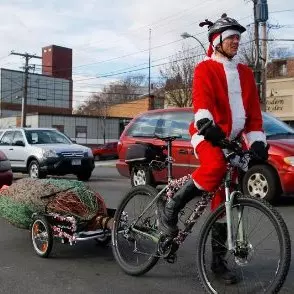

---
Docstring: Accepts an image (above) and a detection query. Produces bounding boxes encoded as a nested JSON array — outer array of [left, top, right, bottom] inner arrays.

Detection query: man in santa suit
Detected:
[[158, 13, 268, 284]]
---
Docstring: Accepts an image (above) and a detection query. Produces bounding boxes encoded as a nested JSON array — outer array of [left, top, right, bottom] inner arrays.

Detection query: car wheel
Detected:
[[94, 155, 101, 161], [130, 165, 155, 187], [242, 164, 281, 203], [77, 170, 92, 181], [29, 160, 46, 179]]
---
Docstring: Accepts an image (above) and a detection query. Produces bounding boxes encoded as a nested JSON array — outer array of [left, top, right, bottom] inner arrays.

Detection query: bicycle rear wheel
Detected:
[[112, 185, 160, 276], [197, 195, 291, 293]]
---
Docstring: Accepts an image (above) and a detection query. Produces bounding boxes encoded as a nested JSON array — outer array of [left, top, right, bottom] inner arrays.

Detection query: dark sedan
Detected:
[[0, 150, 13, 188]]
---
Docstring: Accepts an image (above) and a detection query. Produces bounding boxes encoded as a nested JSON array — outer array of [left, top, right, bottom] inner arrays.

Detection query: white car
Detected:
[[0, 128, 94, 181]]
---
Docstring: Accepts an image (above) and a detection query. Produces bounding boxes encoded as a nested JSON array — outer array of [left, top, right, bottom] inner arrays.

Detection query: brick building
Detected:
[[0, 45, 73, 118]]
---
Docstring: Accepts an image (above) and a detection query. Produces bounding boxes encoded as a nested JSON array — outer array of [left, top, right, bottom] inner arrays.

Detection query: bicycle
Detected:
[[111, 129, 291, 293]]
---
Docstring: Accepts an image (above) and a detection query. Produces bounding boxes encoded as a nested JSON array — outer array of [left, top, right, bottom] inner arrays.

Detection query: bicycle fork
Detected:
[[225, 187, 245, 252]]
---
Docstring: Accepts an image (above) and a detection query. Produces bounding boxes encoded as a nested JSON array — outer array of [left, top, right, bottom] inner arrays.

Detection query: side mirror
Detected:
[[72, 140, 76, 143], [14, 140, 25, 147]]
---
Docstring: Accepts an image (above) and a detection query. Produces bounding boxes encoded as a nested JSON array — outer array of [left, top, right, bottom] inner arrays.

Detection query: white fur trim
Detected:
[[213, 30, 241, 47], [194, 109, 214, 127], [222, 62, 246, 139], [211, 53, 238, 65], [190, 133, 205, 149], [246, 131, 267, 146]]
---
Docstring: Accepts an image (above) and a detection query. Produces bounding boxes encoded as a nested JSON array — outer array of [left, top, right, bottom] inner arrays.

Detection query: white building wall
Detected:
[[0, 117, 17, 129], [0, 114, 122, 145], [64, 116, 75, 138], [37, 114, 121, 145], [26, 115, 39, 127], [0, 115, 39, 129]]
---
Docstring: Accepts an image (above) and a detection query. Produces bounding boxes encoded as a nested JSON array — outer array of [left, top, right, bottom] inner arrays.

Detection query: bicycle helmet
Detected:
[[200, 13, 246, 43], [200, 13, 246, 58]]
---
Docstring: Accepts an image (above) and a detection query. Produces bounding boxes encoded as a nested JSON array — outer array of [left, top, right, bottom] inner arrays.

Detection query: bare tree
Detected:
[[74, 75, 147, 115], [238, 24, 256, 69], [159, 45, 203, 107], [74, 94, 102, 115]]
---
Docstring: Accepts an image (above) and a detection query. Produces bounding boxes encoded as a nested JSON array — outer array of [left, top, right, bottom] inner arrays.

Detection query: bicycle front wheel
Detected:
[[112, 185, 160, 276], [197, 196, 291, 293]]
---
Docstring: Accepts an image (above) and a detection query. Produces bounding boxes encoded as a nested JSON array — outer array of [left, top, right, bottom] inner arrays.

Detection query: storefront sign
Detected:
[[266, 95, 292, 113]]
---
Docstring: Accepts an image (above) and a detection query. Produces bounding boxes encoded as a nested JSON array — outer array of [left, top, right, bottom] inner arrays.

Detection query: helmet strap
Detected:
[[215, 36, 234, 60]]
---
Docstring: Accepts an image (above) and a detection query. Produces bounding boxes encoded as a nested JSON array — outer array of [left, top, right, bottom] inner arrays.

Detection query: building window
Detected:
[[52, 125, 64, 133], [76, 126, 87, 138], [278, 63, 287, 76]]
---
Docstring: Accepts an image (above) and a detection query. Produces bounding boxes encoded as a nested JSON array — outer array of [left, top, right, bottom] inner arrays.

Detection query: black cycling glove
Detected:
[[250, 141, 269, 161], [196, 118, 226, 146]]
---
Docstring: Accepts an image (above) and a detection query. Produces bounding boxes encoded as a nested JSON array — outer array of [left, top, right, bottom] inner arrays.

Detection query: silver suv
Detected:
[[0, 128, 95, 181]]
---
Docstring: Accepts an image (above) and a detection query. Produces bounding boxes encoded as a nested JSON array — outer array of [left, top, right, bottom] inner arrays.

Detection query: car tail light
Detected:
[[117, 141, 123, 154]]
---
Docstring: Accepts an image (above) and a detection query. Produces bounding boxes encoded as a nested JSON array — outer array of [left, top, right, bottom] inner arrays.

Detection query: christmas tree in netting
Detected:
[[0, 178, 108, 230]]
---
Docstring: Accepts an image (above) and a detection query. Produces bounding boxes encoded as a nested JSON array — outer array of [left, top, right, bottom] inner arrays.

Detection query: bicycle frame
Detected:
[[129, 136, 248, 255], [130, 167, 244, 251], [131, 185, 168, 242], [113, 138, 291, 293]]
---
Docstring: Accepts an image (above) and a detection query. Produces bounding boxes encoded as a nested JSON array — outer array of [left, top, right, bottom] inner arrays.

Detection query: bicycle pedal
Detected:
[[164, 252, 177, 264]]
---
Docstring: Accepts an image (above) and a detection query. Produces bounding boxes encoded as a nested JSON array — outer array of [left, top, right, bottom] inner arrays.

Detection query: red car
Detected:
[[92, 142, 118, 161], [0, 150, 13, 188], [116, 107, 294, 203]]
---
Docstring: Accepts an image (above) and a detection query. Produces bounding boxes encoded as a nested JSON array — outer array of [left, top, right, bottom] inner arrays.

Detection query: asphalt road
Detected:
[[0, 163, 293, 294]]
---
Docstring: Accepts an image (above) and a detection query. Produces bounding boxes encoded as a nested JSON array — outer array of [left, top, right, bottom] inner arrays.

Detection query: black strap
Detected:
[[214, 35, 234, 60]]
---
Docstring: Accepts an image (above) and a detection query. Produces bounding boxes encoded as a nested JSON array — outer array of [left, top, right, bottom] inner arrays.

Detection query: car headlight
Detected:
[[43, 149, 58, 158], [87, 149, 93, 158], [284, 157, 294, 166]]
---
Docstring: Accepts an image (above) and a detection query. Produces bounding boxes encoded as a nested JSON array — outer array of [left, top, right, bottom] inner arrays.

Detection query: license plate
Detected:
[[72, 159, 81, 165]]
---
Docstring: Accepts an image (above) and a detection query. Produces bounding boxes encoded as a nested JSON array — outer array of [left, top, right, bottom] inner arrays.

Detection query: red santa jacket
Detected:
[[190, 54, 266, 150]]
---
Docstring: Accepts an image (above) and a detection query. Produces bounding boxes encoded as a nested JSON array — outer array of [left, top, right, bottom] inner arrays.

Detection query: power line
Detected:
[[2, 14, 255, 81], [4, 40, 254, 94], [61, 2, 251, 69], [270, 8, 294, 14], [3, 39, 254, 95], [1, 8, 291, 78], [9, 51, 42, 127], [71, 0, 220, 53]]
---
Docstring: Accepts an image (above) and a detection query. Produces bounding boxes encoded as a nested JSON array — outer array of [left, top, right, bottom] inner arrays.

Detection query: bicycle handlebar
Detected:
[[197, 120, 264, 161]]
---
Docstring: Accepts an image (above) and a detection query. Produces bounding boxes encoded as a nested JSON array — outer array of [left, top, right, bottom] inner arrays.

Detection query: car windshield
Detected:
[[25, 129, 72, 144], [126, 110, 194, 141], [262, 112, 294, 138]]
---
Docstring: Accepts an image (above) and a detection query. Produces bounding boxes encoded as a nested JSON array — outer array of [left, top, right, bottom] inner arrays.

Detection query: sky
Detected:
[[0, 0, 293, 108]]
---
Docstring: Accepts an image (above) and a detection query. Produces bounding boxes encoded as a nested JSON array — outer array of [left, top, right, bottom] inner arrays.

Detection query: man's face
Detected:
[[217, 34, 240, 58]]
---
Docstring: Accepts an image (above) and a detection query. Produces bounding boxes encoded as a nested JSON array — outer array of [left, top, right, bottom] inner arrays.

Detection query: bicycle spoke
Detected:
[[112, 186, 160, 275], [197, 198, 290, 293]]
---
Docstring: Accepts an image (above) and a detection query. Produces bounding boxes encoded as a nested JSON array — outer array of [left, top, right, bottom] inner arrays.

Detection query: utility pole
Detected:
[[261, 22, 267, 111], [148, 28, 151, 98], [10, 51, 42, 127], [253, 0, 262, 105], [254, 0, 269, 111]]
